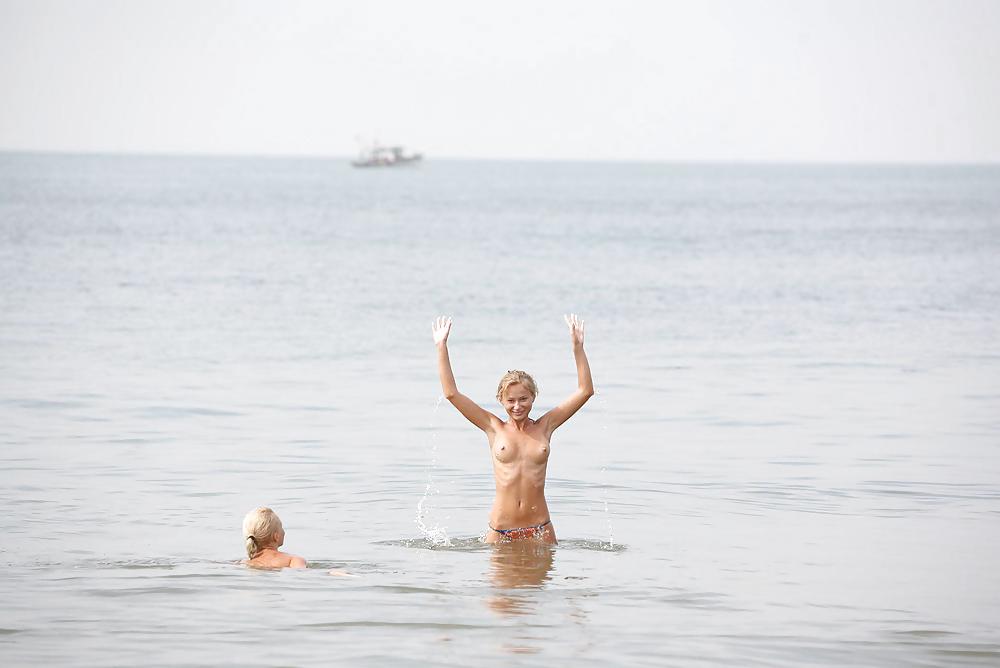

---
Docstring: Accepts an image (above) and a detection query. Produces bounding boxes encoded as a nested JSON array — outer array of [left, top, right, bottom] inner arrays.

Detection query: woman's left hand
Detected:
[[564, 313, 585, 347]]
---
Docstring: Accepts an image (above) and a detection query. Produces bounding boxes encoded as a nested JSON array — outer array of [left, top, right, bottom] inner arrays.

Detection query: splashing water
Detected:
[[415, 397, 452, 546], [600, 466, 615, 549], [415, 494, 451, 546]]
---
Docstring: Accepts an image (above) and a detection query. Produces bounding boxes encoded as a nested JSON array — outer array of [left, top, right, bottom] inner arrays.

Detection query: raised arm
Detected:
[[433, 316, 496, 433], [540, 314, 595, 435]]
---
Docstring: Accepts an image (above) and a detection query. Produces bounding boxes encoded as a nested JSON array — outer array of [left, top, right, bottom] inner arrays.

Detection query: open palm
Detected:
[[432, 316, 453, 345], [565, 313, 585, 346]]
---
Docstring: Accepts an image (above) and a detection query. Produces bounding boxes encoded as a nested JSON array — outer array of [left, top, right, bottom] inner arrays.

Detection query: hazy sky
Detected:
[[2, 0, 998, 161]]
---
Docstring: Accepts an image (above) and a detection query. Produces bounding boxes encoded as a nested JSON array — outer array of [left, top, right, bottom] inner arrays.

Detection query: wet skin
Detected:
[[432, 315, 593, 544], [485, 384, 557, 543], [244, 528, 307, 569]]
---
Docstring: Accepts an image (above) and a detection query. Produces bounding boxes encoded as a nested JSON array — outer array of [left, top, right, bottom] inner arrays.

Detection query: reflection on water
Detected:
[[486, 541, 557, 655], [486, 541, 555, 617]]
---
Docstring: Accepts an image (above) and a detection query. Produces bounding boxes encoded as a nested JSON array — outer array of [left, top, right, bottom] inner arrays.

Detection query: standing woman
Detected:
[[432, 314, 594, 544]]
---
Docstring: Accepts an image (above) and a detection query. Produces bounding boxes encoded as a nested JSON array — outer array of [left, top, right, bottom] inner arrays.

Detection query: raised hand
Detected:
[[564, 313, 585, 347], [432, 316, 453, 346]]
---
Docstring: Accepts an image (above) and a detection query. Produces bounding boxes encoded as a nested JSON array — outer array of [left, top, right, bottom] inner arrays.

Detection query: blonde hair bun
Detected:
[[242, 507, 283, 559]]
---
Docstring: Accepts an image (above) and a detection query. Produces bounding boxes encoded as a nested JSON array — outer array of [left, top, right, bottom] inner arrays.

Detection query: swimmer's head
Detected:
[[242, 507, 285, 559], [497, 370, 538, 421]]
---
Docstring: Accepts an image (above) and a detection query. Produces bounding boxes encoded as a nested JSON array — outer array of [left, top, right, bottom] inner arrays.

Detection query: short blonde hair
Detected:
[[242, 507, 283, 559], [496, 370, 538, 402]]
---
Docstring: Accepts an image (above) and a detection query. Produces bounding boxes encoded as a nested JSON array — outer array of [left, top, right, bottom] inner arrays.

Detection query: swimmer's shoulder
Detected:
[[244, 552, 307, 569]]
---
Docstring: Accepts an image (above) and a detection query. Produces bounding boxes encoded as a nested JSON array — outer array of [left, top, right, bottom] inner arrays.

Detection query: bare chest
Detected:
[[491, 427, 550, 465]]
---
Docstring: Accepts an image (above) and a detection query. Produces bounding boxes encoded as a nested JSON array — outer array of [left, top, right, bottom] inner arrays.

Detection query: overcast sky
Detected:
[[1, 0, 998, 162]]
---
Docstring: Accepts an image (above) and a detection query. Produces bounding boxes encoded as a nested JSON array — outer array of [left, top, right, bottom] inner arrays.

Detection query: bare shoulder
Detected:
[[288, 555, 307, 569], [534, 411, 558, 437], [478, 412, 504, 439]]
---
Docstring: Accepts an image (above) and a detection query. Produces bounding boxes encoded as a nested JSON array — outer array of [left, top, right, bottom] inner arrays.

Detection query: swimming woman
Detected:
[[432, 314, 594, 544], [242, 507, 307, 569]]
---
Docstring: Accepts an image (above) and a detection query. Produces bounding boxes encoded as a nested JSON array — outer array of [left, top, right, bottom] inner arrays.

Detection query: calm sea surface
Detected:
[[1, 153, 999, 666]]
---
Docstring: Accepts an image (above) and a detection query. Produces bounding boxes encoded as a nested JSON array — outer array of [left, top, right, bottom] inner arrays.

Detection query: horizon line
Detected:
[[1, 147, 998, 168]]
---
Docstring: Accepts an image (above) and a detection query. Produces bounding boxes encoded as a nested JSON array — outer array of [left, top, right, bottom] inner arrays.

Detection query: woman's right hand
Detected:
[[432, 316, 453, 346]]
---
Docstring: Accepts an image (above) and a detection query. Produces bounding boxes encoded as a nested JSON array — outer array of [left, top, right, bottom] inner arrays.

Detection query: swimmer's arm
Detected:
[[540, 314, 595, 434], [434, 316, 496, 433], [289, 556, 307, 568]]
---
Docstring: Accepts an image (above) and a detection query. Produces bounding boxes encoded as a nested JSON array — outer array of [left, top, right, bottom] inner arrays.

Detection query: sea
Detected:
[[1, 153, 999, 666]]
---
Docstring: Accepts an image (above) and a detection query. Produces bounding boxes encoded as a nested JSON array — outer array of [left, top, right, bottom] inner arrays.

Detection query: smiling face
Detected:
[[501, 382, 535, 422]]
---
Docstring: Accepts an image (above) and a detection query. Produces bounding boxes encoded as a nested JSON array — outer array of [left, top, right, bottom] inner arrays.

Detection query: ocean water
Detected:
[[1, 153, 999, 666]]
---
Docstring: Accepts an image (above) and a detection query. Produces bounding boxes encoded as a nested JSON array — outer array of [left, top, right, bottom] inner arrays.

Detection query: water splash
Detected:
[[415, 396, 451, 546], [600, 466, 615, 549], [415, 491, 451, 546]]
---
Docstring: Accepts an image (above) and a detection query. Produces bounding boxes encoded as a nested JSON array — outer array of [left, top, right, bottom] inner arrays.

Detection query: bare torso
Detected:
[[432, 314, 593, 546], [484, 417, 557, 544], [245, 548, 306, 569]]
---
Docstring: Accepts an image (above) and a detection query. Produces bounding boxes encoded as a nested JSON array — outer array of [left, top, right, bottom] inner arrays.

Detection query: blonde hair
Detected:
[[242, 507, 283, 559], [496, 370, 538, 402]]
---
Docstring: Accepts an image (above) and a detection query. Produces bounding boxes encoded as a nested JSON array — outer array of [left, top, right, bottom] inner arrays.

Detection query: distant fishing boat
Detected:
[[351, 144, 423, 168]]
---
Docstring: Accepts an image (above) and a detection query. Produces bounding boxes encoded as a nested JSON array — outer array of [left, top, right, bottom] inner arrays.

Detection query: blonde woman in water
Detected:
[[242, 507, 307, 569], [432, 314, 594, 544]]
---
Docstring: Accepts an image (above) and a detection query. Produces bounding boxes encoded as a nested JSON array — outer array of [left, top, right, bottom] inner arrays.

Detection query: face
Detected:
[[501, 383, 534, 422]]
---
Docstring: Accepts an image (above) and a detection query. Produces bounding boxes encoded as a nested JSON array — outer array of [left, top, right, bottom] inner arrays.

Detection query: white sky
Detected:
[[1, 0, 999, 162]]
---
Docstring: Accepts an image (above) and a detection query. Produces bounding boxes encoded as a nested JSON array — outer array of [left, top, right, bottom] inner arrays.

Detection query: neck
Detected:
[[510, 416, 532, 431]]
